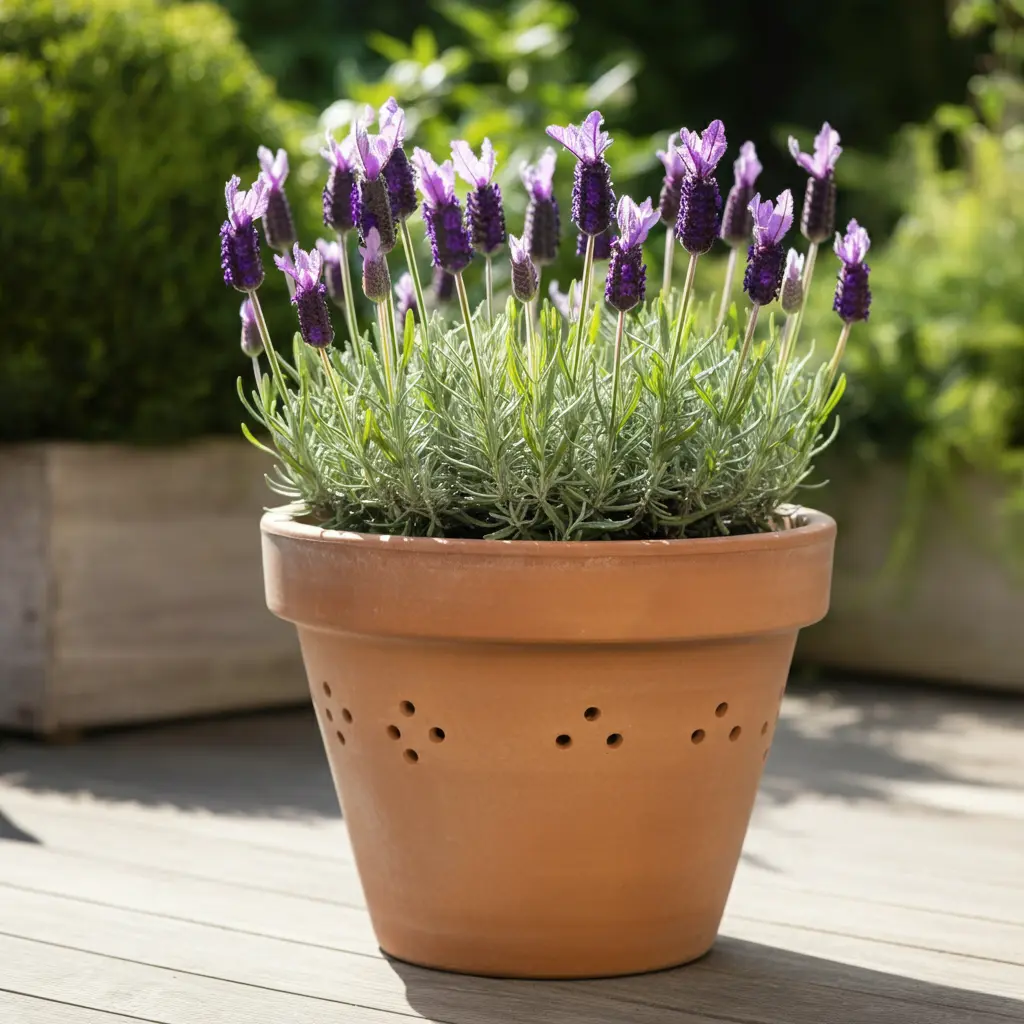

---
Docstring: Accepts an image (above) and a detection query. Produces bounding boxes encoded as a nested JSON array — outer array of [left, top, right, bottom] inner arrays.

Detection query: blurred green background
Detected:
[[0, 0, 1021, 526]]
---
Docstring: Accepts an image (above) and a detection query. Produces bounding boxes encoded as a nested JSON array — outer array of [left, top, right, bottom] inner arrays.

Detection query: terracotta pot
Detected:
[[261, 508, 836, 978]]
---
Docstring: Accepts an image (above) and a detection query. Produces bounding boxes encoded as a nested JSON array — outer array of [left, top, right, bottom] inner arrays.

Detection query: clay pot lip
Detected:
[[261, 504, 835, 558]]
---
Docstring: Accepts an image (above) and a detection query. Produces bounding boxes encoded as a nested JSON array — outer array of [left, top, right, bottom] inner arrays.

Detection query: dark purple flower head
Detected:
[[414, 147, 473, 274], [509, 233, 539, 303], [453, 139, 506, 254], [315, 238, 346, 310], [605, 196, 658, 312], [720, 141, 762, 246], [676, 177, 722, 256], [780, 248, 805, 314], [377, 98, 417, 222], [547, 111, 615, 236], [788, 122, 842, 180], [678, 119, 727, 180], [321, 131, 360, 234], [257, 146, 297, 251], [359, 227, 391, 302], [522, 148, 560, 265], [394, 271, 418, 325], [275, 244, 334, 348], [521, 148, 557, 200], [220, 175, 269, 292], [833, 219, 872, 322], [577, 226, 615, 260], [742, 190, 794, 305], [239, 298, 262, 357], [657, 133, 685, 225]]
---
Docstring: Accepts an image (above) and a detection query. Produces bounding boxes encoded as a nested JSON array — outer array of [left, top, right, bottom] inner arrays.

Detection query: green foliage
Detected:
[[239, 283, 843, 540], [0, 0, 312, 442]]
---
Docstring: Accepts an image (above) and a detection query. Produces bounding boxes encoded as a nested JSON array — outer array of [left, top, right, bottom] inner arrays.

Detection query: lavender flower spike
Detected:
[[353, 121, 399, 252], [452, 138, 507, 254], [275, 244, 334, 348], [606, 196, 659, 312], [780, 248, 805, 314], [315, 238, 346, 310], [509, 233, 539, 303], [257, 146, 297, 252], [789, 122, 841, 243], [656, 134, 686, 226], [394, 271, 418, 325], [833, 219, 872, 322], [220, 175, 269, 292], [743, 190, 794, 306], [359, 227, 391, 302], [675, 119, 727, 256], [721, 141, 762, 246], [413, 147, 473, 274], [546, 111, 615, 236], [378, 97, 417, 222], [239, 298, 263, 357], [321, 131, 360, 234], [522, 147, 560, 265]]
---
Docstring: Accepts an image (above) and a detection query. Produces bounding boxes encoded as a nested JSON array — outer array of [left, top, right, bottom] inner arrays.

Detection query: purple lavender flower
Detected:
[[546, 111, 615, 237], [522, 148, 560, 265], [378, 98, 418, 223], [275, 244, 334, 348], [656, 135, 686, 226], [452, 138, 507, 255], [789, 122, 842, 243], [742, 190, 794, 305], [359, 227, 391, 303], [675, 119, 727, 256], [413, 147, 473, 274], [220, 175, 269, 292], [833, 219, 871, 322], [721, 141, 762, 246], [605, 196, 660, 313], [433, 266, 455, 303], [780, 248, 805, 314], [354, 122, 400, 253], [577, 226, 615, 260], [509, 234, 539, 303], [321, 131, 360, 235], [257, 146, 297, 252], [394, 271, 418, 325], [315, 238, 346, 310], [239, 298, 262, 357]]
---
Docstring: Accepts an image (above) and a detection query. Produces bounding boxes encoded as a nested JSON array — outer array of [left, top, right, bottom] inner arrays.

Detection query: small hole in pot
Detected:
[[400, 701, 416, 717], [429, 727, 445, 743], [325, 708, 334, 722], [606, 733, 623, 748], [342, 708, 353, 724], [584, 707, 601, 721], [404, 749, 419, 763], [322, 682, 331, 697], [729, 726, 742, 742], [336, 730, 346, 746], [387, 725, 401, 740], [761, 721, 768, 736], [691, 729, 705, 745], [555, 734, 572, 749], [715, 702, 729, 718]]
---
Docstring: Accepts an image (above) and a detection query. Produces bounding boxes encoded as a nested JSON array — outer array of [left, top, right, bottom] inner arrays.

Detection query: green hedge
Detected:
[[0, 0, 311, 442]]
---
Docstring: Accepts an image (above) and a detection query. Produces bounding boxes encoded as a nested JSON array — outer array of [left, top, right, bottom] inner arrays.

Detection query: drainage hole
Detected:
[[400, 701, 416, 717], [336, 730, 346, 746], [403, 749, 419, 763], [429, 727, 445, 743], [761, 721, 768, 736], [729, 726, 742, 742], [325, 708, 334, 722], [341, 708, 353, 723], [584, 707, 601, 721], [322, 682, 332, 697], [691, 729, 705, 745], [555, 734, 572, 749], [387, 725, 401, 740], [606, 733, 623, 748], [715, 702, 729, 718]]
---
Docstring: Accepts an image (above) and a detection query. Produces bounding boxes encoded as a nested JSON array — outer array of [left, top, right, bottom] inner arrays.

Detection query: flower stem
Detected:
[[826, 320, 853, 386], [385, 287, 402, 382], [788, 240, 819, 351], [716, 246, 738, 328], [726, 302, 760, 415], [485, 254, 494, 324], [610, 309, 626, 435], [571, 232, 597, 380], [455, 271, 485, 397], [247, 289, 288, 402], [336, 231, 361, 356], [671, 252, 700, 354], [399, 219, 428, 338], [317, 347, 354, 439], [375, 300, 394, 403], [524, 298, 537, 384], [662, 227, 675, 296]]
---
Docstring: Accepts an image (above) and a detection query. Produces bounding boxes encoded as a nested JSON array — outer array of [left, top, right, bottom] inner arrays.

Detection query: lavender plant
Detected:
[[224, 104, 871, 540]]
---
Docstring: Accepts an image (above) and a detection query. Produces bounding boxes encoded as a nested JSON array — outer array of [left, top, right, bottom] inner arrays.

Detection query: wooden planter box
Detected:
[[0, 441, 306, 735], [797, 462, 1024, 690]]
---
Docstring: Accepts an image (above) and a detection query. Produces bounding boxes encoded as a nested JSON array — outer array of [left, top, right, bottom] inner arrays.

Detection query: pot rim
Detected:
[[261, 504, 835, 559]]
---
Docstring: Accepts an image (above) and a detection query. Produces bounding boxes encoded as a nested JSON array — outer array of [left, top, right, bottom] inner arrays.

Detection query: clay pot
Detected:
[[261, 508, 836, 978]]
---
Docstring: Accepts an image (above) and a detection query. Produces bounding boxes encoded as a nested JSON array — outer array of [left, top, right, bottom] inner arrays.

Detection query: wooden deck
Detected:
[[1, 676, 1022, 1023]]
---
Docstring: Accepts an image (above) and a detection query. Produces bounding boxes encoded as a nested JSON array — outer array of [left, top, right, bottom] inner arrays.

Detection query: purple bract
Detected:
[[521, 148, 557, 200], [788, 122, 842, 180], [749, 190, 794, 247], [545, 111, 613, 164], [678, 119, 727, 179]]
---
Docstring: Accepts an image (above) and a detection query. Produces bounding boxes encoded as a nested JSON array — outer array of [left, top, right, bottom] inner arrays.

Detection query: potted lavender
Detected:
[[221, 105, 870, 978]]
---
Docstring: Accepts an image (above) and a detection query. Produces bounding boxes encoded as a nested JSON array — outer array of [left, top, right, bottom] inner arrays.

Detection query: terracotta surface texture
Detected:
[[261, 509, 837, 978]]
